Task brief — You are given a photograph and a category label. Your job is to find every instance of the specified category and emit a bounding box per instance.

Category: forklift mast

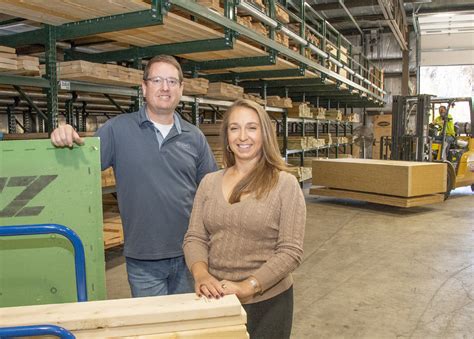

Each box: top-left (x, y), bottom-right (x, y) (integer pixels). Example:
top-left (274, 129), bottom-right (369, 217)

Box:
top-left (391, 95), bottom-right (433, 161)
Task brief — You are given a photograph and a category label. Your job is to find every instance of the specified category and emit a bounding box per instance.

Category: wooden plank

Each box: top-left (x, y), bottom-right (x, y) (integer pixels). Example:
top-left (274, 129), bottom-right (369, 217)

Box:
top-left (0, 45), bottom-right (16, 53)
top-left (312, 158), bottom-right (447, 197)
top-left (310, 186), bottom-right (444, 208)
top-left (116, 325), bottom-right (248, 339)
top-left (0, 294), bottom-right (245, 332)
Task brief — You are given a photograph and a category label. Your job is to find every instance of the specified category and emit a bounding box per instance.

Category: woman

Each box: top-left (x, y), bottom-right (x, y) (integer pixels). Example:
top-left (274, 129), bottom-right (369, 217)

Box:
top-left (183, 99), bottom-right (306, 338)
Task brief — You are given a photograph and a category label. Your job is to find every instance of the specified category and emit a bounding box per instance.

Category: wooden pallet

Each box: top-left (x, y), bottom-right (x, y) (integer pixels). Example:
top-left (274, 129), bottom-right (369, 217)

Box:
top-left (310, 186), bottom-right (444, 208)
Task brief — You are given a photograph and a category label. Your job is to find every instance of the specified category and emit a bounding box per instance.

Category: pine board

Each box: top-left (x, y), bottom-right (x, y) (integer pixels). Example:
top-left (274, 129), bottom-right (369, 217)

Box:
top-left (0, 293), bottom-right (245, 333)
top-left (310, 186), bottom-right (444, 208)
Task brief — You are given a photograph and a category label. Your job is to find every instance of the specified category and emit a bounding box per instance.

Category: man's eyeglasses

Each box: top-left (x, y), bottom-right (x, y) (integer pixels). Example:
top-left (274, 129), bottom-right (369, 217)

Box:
top-left (145, 76), bottom-right (181, 88)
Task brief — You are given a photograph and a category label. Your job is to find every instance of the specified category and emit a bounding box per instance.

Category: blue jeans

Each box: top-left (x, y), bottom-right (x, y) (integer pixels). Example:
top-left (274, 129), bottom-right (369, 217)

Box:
top-left (125, 256), bottom-right (194, 297)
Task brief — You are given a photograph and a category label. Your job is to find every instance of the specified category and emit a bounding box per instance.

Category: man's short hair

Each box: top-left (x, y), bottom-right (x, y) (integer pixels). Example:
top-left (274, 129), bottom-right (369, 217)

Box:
top-left (143, 55), bottom-right (183, 83)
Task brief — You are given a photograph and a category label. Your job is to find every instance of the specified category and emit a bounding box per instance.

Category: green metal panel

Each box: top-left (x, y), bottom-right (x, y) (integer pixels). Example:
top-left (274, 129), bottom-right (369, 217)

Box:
top-left (0, 138), bottom-right (106, 307)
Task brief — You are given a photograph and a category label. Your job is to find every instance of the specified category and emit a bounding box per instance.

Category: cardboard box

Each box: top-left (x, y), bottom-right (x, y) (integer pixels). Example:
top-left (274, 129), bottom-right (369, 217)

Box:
top-left (312, 158), bottom-right (447, 197)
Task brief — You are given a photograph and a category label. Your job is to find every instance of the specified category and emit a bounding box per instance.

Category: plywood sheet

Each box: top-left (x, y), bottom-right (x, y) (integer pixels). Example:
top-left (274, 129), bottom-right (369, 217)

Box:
top-left (312, 158), bottom-right (447, 197)
top-left (310, 186), bottom-right (444, 208)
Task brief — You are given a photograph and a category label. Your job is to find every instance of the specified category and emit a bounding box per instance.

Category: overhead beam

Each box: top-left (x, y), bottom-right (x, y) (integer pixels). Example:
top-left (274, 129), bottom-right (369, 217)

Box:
top-left (181, 54), bottom-right (276, 72)
top-left (204, 68), bottom-right (306, 82)
top-left (310, 0), bottom-right (378, 11)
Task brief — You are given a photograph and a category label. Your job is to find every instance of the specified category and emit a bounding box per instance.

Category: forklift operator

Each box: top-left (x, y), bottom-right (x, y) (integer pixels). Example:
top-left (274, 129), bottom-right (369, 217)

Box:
top-left (432, 105), bottom-right (456, 160)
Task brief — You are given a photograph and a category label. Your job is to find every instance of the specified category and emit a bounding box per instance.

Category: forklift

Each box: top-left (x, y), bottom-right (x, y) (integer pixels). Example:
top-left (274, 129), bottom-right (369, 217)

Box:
top-left (381, 95), bottom-right (474, 198)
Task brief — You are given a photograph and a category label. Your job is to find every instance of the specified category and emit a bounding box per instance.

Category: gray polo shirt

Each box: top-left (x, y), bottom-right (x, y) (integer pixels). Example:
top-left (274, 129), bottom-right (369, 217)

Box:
top-left (96, 105), bottom-right (217, 260)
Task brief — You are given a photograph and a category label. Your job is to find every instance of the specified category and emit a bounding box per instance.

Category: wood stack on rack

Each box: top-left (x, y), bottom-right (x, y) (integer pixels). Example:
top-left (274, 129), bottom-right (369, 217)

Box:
top-left (320, 133), bottom-right (333, 145)
top-left (310, 159), bottom-right (447, 207)
top-left (0, 293), bottom-right (248, 338)
top-left (288, 102), bottom-right (312, 118)
top-left (243, 93), bottom-right (266, 105)
top-left (311, 107), bottom-right (327, 119)
top-left (279, 136), bottom-right (325, 150)
top-left (251, 20), bottom-right (268, 36)
top-left (325, 109), bottom-right (343, 121)
top-left (204, 135), bottom-right (224, 168)
top-left (206, 82), bottom-right (244, 101)
top-left (199, 123), bottom-right (221, 136)
top-left (343, 113), bottom-right (360, 123)
top-left (287, 156), bottom-right (321, 168)
top-left (286, 166), bottom-right (312, 182)
top-left (334, 136), bottom-right (349, 144)
top-left (183, 77), bottom-right (209, 96)
top-left (307, 137), bottom-right (326, 149)
top-left (275, 4), bottom-right (290, 24)
top-left (101, 167), bottom-right (115, 188)
top-left (275, 32), bottom-right (290, 48)
top-left (103, 209), bottom-right (124, 250)
top-left (326, 43), bottom-right (349, 79)
top-left (248, 0), bottom-right (266, 11)
top-left (40, 60), bottom-right (143, 87)
top-left (237, 15), bottom-right (253, 29)
top-left (266, 96), bottom-right (292, 108)
top-left (370, 67), bottom-right (384, 93)
top-left (0, 46), bottom-right (41, 75)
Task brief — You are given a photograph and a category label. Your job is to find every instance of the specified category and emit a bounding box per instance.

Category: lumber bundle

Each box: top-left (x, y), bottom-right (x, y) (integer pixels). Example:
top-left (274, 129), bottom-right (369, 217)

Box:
top-left (311, 159), bottom-right (447, 207)
top-left (200, 123), bottom-right (222, 136)
top-left (319, 133), bottom-right (333, 145)
top-left (275, 31), bottom-right (290, 48)
top-left (103, 212), bottom-right (124, 250)
top-left (286, 166), bottom-right (312, 182)
top-left (325, 109), bottom-right (343, 121)
top-left (205, 82), bottom-right (244, 100)
top-left (279, 136), bottom-right (325, 150)
top-left (237, 15), bottom-right (253, 29)
top-left (243, 93), bottom-right (266, 105)
top-left (183, 77), bottom-right (209, 96)
top-left (251, 20), bottom-right (268, 36)
top-left (311, 107), bottom-right (327, 119)
top-left (275, 4), bottom-right (290, 24)
top-left (288, 102), bottom-right (312, 118)
top-left (343, 113), bottom-right (360, 123)
top-left (248, 0), bottom-right (265, 11)
top-left (287, 156), bottom-right (321, 168)
top-left (0, 46), bottom-right (41, 75)
top-left (334, 136), bottom-right (349, 144)
top-left (206, 135), bottom-right (224, 168)
top-left (266, 96), bottom-right (292, 108)
top-left (40, 61), bottom-right (143, 87)
top-left (101, 167), bottom-right (115, 188)
top-left (0, 294), bottom-right (248, 338)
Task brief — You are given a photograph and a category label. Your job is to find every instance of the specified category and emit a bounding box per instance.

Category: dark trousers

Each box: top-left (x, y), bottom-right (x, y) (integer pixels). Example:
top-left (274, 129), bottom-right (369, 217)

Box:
top-left (243, 286), bottom-right (293, 339)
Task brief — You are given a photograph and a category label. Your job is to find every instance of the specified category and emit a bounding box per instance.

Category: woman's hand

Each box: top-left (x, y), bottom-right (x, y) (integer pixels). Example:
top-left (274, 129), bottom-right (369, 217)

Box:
top-left (219, 278), bottom-right (259, 303)
top-left (191, 262), bottom-right (225, 299)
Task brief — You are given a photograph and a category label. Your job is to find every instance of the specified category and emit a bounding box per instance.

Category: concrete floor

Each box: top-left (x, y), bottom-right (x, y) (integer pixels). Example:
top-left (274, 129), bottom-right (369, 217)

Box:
top-left (105, 186), bottom-right (474, 338)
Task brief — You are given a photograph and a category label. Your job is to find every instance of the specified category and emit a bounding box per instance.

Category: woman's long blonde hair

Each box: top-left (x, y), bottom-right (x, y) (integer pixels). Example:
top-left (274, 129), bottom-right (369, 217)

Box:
top-left (221, 99), bottom-right (287, 203)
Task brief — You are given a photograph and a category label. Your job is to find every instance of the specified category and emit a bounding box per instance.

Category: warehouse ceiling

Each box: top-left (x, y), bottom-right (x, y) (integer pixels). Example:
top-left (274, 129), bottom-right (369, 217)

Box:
top-left (305, 0), bottom-right (474, 35)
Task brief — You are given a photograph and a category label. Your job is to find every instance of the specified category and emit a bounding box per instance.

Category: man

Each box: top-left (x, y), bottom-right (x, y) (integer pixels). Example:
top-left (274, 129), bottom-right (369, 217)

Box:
top-left (51, 55), bottom-right (217, 297)
top-left (433, 105), bottom-right (456, 160)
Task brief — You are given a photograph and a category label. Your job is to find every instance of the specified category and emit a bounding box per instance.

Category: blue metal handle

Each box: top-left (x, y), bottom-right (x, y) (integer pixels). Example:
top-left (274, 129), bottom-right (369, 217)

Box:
top-left (0, 324), bottom-right (75, 338)
top-left (0, 223), bottom-right (88, 302)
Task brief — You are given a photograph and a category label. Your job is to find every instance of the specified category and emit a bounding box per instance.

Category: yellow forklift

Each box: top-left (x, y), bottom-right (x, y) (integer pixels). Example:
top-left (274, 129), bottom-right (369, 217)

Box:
top-left (385, 95), bottom-right (474, 198)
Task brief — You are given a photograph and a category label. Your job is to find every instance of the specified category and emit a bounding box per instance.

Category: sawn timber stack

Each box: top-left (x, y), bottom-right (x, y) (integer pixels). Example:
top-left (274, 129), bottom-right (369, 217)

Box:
top-left (310, 158), bottom-right (447, 207)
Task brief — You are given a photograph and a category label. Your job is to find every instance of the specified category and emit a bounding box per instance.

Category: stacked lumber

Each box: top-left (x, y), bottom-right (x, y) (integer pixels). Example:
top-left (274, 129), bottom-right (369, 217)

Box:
top-left (310, 159), bottom-right (447, 207)
top-left (279, 136), bottom-right (325, 150)
top-left (103, 212), bottom-right (124, 250)
top-left (306, 30), bottom-right (320, 48)
top-left (205, 82), bottom-right (244, 101)
top-left (248, 0), bottom-right (265, 11)
top-left (243, 93), bottom-right (266, 105)
top-left (183, 77), bottom-right (209, 96)
top-left (0, 294), bottom-right (248, 338)
top-left (251, 20), bottom-right (268, 36)
top-left (40, 61), bottom-right (144, 87)
top-left (334, 136), bottom-right (349, 144)
top-left (286, 166), bottom-right (312, 182)
top-left (325, 109), bottom-right (343, 121)
top-left (287, 156), bottom-right (320, 168)
top-left (0, 46), bottom-right (41, 75)
top-left (205, 135), bottom-right (224, 168)
top-left (0, 46), bottom-right (17, 72)
top-left (237, 16), bottom-right (253, 29)
top-left (288, 102), bottom-right (312, 118)
top-left (275, 4), bottom-right (290, 24)
top-left (275, 31), bottom-right (290, 48)
top-left (266, 96), bottom-right (292, 108)
top-left (199, 123), bottom-right (222, 136)
top-left (311, 107), bottom-right (327, 119)
top-left (101, 167), bottom-right (115, 188)
top-left (343, 113), bottom-right (360, 123)
top-left (196, 0), bottom-right (224, 14)
top-left (320, 133), bottom-right (333, 145)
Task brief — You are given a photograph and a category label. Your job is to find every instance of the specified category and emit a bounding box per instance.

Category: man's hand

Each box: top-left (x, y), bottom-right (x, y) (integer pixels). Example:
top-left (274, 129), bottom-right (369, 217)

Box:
top-left (50, 124), bottom-right (84, 147)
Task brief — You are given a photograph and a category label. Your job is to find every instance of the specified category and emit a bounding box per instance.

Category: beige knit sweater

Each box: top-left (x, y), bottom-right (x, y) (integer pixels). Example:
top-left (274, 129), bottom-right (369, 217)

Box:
top-left (183, 169), bottom-right (306, 304)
